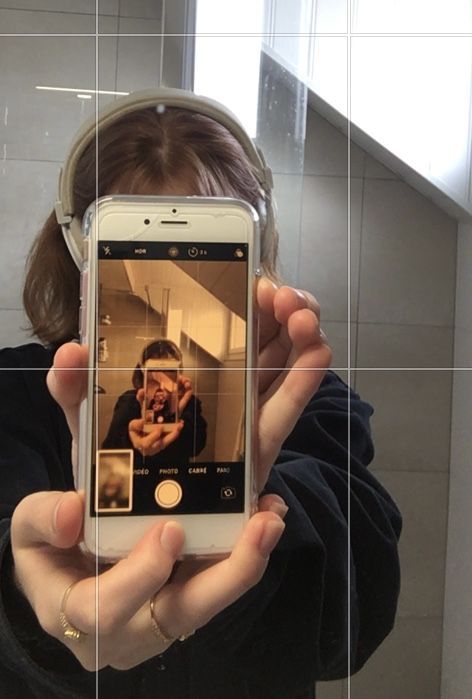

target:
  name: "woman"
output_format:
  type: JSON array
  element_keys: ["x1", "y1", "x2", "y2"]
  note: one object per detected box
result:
[
  {"x1": 0, "y1": 90, "x2": 401, "y2": 698},
  {"x1": 102, "y1": 339, "x2": 207, "y2": 464}
]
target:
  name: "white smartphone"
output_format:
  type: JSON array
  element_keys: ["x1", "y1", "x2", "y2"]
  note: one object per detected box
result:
[{"x1": 77, "y1": 195, "x2": 260, "y2": 560}]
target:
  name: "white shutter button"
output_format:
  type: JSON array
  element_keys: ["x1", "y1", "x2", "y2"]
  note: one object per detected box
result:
[{"x1": 155, "y1": 480, "x2": 183, "y2": 509}]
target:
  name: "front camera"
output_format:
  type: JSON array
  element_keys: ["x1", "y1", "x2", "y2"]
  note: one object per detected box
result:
[
  {"x1": 172, "y1": 208, "x2": 178, "y2": 215},
  {"x1": 144, "y1": 218, "x2": 150, "y2": 225}
]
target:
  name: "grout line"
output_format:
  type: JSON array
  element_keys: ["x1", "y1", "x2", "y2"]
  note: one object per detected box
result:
[
  {"x1": 113, "y1": 0, "x2": 120, "y2": 91},
  {"x1": 0, "y1": 6, "x2": 160, "y2": 20},
  {"x1": 352, "y1": 172, "x2": 365, "y2": 371},
  {"x1": 321, "y1": 320, "x2": 456, "y2": 329},
  {"x1": 1, "y1": 31, "x2": 470, "y2": 37}
]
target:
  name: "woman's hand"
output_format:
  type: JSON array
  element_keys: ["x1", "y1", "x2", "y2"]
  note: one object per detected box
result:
[
  {"x1": 177, "y1": 375, "x2": 193, "y2": 412},
  {"x1": 128, "y1": 417, "x2": 184, "y2": 456},
  {"x1": 8, "y1": 342, "x2": 286, "y2": 671},
  {"x1": 11, "y1": 487, "x2": 285, "y2": 671},
  {"x1": 256, "y1": 278, "x2": 332, "y2": 491}
]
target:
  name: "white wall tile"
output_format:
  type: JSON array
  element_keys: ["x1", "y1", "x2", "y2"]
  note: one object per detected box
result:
[
  {"x1": 453, "y1": 223, "x2": 472, "y2": 368},
  {"x1": 272, "y1": 173, "x2": 304, "y2": 286},
  {"x1": 321, "y1": 321, "x2": 356, "y2": 370},
  {"x1": 0, "y1": 310, "x2": 36, "y2": 349},
  {"x1": 355, "y1": 370, "x2": 452, "y2": 472},
  {"x1": 116, "y1": 18, "x2": 162, "y2": 91},
  {"x1": 375, "y1": 470, "x2": 448, "y2": 617},
  {"x1": 356, "y1": 323, "x2": 454, "y2": 368},
  {"x1": 99, "y1": 0, "x2": 119, "y2": 13},
  {"x1": 317, "y1": 679, "x2": 344, "y2": 699},
  {"x1": 119, "y1": 0, "x2": 162, "y2": 19},
  {"x1": 0, "y1": 1, "x2": 118, "y2": 16},
  {"x1": 299, "y1": 176, "x2": 362, "y2": 322},
  {"x1": 0, "y1": 31, "x2": 117, "y2": 162},
  {"x1": 443, "y1": 368, "x2": 472, "y2": 699},
  {"x1": 0, "y1": 159, "x2": 60, "y2": 309},
  {"x1": 98, "y1": 12, "x2": 119, "y2": 32},
  {"x1": 0, "y1": 7, "x2": 96, "y2": 32},
  {"x1": 304, "y1": 107, "x2": 365, "y2": 177},
  {"x1": 344, "y1": 617, "x2": 442, "y2": 699},
  {"x1": 364, "y1": 154, "x2": 397, "y2": 179},
  {"x1": 358, "y1": 180, "x2": 457, "y2": 325},
  {"x1": 0, "y1": 1, "x2": 94, "y2": 14}
]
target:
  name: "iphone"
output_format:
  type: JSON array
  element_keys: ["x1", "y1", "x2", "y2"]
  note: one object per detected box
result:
[{"x1": 77, "y1": 196, "x2": 260, "y2": 560}]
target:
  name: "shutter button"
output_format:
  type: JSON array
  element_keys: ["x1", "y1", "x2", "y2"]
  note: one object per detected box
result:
[{"x1": 155, "y1": 480, "x2": 183, "y2": 508}]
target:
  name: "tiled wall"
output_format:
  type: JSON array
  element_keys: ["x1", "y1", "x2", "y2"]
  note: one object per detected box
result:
[
  {"x1": 290, "y1": 108, "x2": 456, "y2": 699},
  {"x1": 0, "y1": 1, "x2": 163, "y2": 349},
  {"x1": 442, "y1": 221, "x2": 472, "y2": 699}
]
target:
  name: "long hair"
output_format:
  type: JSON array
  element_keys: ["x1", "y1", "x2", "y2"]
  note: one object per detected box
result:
[
  {"x1": 132, "y1": 339, "x2": 182, "y2": 389},
  {"x1": 23, "y1": 108, "x2": 279, "y2": 346}
]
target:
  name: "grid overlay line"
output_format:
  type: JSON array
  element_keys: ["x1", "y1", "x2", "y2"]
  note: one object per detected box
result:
[
  {"x1": 95, "y1": 0, "x2": 99, "y2": 690},
  {"x1": 3, "y1": 4, "x2": 470, "y2": 697},
  {"x1": 347, "y1": 2, "x2": 352, "y2": 693}
]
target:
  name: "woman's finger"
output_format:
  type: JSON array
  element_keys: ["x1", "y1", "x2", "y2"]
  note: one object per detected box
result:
[
  {"x1": 12, "y1": 490, "x2": 84, "y2": 550},
  {"x1": 136, "y1": 388, "x2": 145, "y2": 406},
  {"x1": 158, "y1": 421, "x2": 184, "y2": 448},
  {"x1": 258, "y1": 285, "x2": 322, "y2": 394},
  {"x1": 46, "y1": 343, "x2": 88, "y2": 445},
  {"x1": 273, "y1": 286, "x2": 320, "y2": 325},
  {"x1": 257, "y1": 277, "x2": 279, "y2": 350},
  {"x1": 151, "y1": 511, "x2": 285, "y2": 637},
  {"x1": 257, "y1": 327, "x2": 331, "y2": 487},
  {"x1": 128, "y1": 418, "x2": 146, "y2": 450},
  {"x1": 128, "y1": 420, "x2": 183, "y2": 455},
  {"x1": 258, "y1": 493, "x2": 289, "y2": 520},
  {"x1": 178, "y1": 385, "x2": 193, "y2": 411},
  {"x1": 66, "y1": 520, "x2": 185, "y2": 635}
]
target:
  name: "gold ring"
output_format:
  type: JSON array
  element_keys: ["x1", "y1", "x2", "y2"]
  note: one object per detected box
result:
[
  {"x1": 150, "y1": 594, "x2": 195, "y2": 644},
  {"x1": 59, "y1": 581, "x2": 87, "y2": 643}
]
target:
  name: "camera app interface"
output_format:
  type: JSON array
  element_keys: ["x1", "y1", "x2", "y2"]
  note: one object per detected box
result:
[{"x1": 92, "y1": 241, "x2": 248, "y2": 516}]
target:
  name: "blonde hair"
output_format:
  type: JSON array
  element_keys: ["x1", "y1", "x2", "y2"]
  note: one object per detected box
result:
[{"x1": 23, "y1": 107, "x2": 279, "y2": 346}]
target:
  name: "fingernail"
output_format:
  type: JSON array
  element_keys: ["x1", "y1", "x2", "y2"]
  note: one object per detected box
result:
[
  {"x1": 259, "y1": 277, "x2": 277, "y2": 290},
  {"x1": 259, "y1": 520, "x2": 285, "y2": 558},
  {"x1": 267, "y1": 502, "x2": 289, "y2": 519},
  {"x1": 52, "y1": 494, "x2": 65, "y2": 533},
  {"x1": 160, "y1": 522, "x2": 184, "y2": 557}
]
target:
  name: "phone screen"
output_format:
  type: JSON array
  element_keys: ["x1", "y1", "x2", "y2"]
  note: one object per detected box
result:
[{"x1": 91, "y1": 240, "x2": 249, "y2": 517}]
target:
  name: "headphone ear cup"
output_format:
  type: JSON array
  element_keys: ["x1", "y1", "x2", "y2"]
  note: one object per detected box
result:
[{"x1": 60, "y1": 217, "x2": 84, "y2": 271}]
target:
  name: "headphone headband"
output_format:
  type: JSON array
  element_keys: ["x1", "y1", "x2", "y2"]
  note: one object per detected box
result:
[{"x1": 55, "y1": 88, "x2": 274, "y2": 269}]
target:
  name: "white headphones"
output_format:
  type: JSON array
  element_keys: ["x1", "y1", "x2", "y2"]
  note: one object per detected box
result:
[{"x1": 54, "y1": 88, "x2": 275, "y2": 270}]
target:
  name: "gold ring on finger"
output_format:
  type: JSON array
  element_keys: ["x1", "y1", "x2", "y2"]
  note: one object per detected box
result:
[
  {"x1": 59, "y1": 581, "x2": 87, "y2": 643},
  {"x1": 149, "y1": 594, "x2": 195, "y2": 644}
]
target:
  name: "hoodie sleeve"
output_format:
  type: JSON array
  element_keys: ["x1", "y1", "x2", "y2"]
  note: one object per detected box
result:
[{"x1": 188, "y1": 371, "x2": 401, "y2": 697}]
